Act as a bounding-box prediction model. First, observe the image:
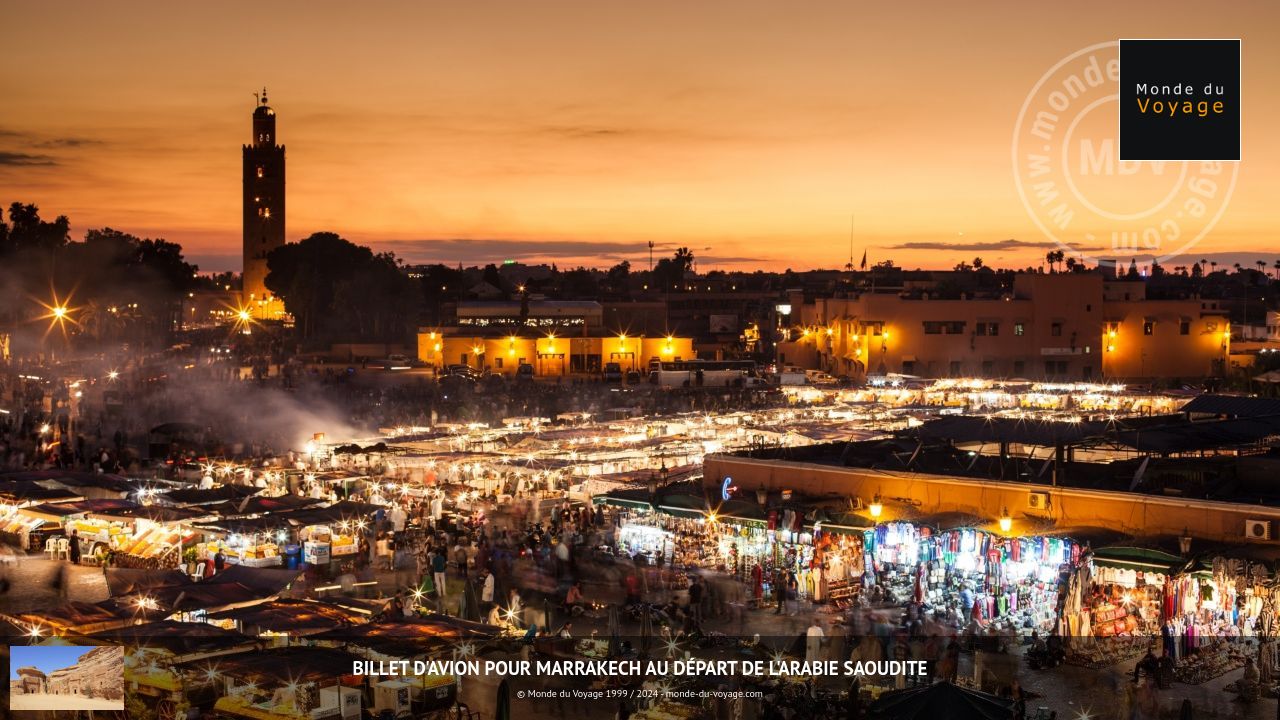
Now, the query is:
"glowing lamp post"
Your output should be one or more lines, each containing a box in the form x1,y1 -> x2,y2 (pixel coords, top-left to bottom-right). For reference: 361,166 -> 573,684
998,508 -> 1013,534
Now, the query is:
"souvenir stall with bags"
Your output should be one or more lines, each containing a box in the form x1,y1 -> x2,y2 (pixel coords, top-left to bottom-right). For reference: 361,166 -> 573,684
1059,547 -> 1177,668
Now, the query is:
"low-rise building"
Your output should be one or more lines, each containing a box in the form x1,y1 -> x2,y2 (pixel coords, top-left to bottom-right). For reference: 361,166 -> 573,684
417,329 -> 693,376
778,273 -> 1229,381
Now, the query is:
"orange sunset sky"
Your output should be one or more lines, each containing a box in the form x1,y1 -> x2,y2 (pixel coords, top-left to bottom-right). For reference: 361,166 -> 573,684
1,1 -> 1276,273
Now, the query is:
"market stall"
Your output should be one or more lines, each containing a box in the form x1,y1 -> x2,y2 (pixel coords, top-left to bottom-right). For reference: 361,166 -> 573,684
87,506 -> 210,569
1057,546 -> 1268,681
190,647 -> 364,720
863,522 -> 1075,637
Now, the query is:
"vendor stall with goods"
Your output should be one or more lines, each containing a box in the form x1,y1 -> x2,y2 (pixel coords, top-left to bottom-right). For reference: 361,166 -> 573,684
861,522 -> 1075,637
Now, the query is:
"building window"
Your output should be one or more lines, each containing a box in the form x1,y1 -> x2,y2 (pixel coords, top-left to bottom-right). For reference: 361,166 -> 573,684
902,361 -> 916,375
975,322 -> 999,337
1013,360 -> 1025,376
1085,304 -> 1092,312
949,360 -> 961,375
981,360 -> 994,375
1179,319 -> 1190,335
1014,323 -> 1025,336
1051,322 -> 1062,337
1143,321 -> 1154,336
925,321 -> 966,334
494,358 -> 504,369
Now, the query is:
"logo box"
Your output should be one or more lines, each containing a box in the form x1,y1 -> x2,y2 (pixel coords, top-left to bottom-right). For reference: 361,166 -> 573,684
1119,39 -> 1241,161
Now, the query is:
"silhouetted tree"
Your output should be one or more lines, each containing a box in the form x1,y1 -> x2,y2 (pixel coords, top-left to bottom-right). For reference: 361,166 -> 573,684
653,248 -> 695,290
266,232 -> 420,342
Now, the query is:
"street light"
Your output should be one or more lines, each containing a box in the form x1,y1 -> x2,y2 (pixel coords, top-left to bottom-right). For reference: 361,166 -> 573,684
868,493 -> 883,519
999,508 -> 1013,533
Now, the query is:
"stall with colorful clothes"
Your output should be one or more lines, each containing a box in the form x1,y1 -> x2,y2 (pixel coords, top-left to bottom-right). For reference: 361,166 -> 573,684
1057,547 -> 1272,681
1161,556 -> 1274,683
863,522 -> 1076,637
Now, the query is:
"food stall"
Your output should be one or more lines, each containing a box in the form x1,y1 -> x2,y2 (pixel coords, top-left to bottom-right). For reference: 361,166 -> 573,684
0,483 -> 83,550
87,506 -> 210,569
192,517 -> 288,569
299,522 -> 361,566
16,499 -> 145,562
191,647 -> 365,720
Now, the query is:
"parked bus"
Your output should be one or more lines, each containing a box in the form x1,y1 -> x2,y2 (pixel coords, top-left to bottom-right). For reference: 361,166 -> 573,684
647,359 -> 763,388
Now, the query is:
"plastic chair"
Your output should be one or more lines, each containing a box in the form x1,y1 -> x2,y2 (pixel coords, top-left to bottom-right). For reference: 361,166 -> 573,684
192,563 -> 206,580
55,537 -> 70,560
44,537 -> 58,560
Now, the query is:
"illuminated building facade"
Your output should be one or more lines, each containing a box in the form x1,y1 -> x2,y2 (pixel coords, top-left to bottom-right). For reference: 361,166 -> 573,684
780,273 -> 1229,381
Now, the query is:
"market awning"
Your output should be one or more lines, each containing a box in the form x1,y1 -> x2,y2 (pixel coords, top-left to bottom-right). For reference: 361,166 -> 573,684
0,481 -> 82,504
1,601 -> 135,635
21,498 -> 140,521
1110,415 -> 1280,453
208,495 -> 323,516
1090,546 -> 1183,573
89,505 -> 211,523
174,646 -> 362,685
868,681 -> 1013,720
206,599 -> 366,634
90,620 -> 251,653
593,490 -> 653,511
105,568 -> 192,598
1180,394 -> 1280,418
657,494 -> 767,524
0,470 -> 135,493
157,485 -> 258,506
910,415 -> 1108,447
311,614 -> 503,657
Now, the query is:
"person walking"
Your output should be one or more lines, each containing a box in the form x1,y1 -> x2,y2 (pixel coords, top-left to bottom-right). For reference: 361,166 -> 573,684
481,568 -> 496,613
806,620 -> 826,664
67,530 -> 81,565
687,575 -> 704,623
432,548 -> 449,600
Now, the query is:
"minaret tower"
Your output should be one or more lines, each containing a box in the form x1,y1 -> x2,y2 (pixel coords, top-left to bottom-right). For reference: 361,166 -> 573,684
242,87 -> 286,317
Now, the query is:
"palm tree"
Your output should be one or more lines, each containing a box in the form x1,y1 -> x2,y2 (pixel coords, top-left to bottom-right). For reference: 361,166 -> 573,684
1256,260 -> 1267,274
1273,260 -> 1280,280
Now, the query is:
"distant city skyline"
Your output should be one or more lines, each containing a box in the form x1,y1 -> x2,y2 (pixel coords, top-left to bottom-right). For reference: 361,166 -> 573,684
2,1 -> 1278,273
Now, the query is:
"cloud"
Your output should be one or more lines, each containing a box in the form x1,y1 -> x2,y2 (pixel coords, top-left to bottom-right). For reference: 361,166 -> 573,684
0,151 -> 56,166
885,238 -> 1106,253
369,238 -> 762,267
541,125 -> 631,139
34,137 -> 103,149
